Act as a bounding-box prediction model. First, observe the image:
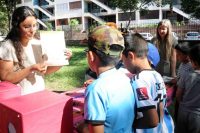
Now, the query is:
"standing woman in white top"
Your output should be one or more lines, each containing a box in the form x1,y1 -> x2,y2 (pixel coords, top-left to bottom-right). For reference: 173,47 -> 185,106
0,6 -> 72,95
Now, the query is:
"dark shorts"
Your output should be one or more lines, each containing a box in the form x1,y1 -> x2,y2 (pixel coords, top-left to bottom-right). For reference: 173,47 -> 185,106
176,110 -> 200,133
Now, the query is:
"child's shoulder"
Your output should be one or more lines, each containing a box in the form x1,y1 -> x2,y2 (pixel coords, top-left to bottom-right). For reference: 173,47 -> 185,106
133,70 -> 161,81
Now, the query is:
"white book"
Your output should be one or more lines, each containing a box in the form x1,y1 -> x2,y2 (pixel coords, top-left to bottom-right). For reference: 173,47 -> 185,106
39,31 -> 69,66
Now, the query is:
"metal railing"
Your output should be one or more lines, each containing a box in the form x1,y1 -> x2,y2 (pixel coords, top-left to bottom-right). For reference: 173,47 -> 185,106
126,21 -> 200,40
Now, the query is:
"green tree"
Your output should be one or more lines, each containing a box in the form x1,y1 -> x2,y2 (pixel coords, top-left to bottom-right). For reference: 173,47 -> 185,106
181,0 -> 200,19
109,0 -> 178,30
69,19 -> 79,30
69,18 -> 80,38
0,4 -> 8,35
109,0 -> 172,29
44,21 -> 53,31
109,0 -> 160,29
0,0 -> 20,30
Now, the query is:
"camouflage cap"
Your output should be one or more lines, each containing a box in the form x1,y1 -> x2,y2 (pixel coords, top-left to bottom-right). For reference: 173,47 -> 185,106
88,25 -> 124,56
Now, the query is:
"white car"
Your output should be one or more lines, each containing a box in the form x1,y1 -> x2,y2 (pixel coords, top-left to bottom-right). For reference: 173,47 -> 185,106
139,32 -> 153,41
172,32 -> 178,40
184,32 -> 200,40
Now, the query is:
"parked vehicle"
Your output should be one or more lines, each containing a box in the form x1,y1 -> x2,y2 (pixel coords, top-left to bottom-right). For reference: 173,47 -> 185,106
184,32 -> 200,40
139,32 -> 153,41
172,32 -> 178,40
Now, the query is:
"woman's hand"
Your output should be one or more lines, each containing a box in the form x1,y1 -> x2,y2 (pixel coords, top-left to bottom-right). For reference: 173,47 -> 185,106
31,63 -> 47,74
64,48 -> 72,60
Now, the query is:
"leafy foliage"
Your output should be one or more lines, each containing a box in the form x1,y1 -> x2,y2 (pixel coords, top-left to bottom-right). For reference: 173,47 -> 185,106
0,0 -> 20,31
44,21 -> 53,31
110,0 -> 138,12
0,10 -> 8,35
181,0 -> 200,19
154,0 -> 172,6
69,19 -> 79,29
0,1 -> 8,34
109,0 -> 154,29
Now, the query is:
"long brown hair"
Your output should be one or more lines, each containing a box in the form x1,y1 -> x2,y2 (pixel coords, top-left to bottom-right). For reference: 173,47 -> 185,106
156,19 -> 173,61
5,6 -> 37,68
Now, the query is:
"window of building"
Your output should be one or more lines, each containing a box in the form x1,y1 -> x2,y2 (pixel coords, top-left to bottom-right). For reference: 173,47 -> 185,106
69,1 -> 81,10
118,12 -> 135,21
57,19 -> 68,26
140,10 -> 159,19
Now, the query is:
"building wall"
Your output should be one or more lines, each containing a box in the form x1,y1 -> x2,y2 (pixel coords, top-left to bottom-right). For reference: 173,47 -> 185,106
20,0 -> 190,31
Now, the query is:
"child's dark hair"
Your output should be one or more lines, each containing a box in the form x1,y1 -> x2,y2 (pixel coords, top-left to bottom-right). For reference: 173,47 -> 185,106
123,33 -> 148,58
189,44 -> 200,67
175,42 -> 190,55
85,68 -> 97,79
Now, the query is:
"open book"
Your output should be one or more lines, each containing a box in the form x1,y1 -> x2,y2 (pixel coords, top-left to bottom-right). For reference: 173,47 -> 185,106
39,31 -> 69,66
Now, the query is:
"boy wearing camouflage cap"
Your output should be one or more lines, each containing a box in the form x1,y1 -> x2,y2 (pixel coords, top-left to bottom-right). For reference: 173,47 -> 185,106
84,25 -> 136,133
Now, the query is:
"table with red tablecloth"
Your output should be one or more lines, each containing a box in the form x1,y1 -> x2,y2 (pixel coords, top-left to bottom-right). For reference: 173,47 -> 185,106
64,88 -> 85,132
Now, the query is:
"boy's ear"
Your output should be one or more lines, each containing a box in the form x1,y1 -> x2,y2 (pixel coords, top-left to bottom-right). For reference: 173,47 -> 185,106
128,51 -> 135,59
88,51 -> 95,62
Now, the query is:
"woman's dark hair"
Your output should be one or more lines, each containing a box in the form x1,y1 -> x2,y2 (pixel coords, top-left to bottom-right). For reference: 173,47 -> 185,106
6,6 -> 37,68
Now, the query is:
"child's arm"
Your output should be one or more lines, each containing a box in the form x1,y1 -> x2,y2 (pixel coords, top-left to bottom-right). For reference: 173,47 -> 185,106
88,124 -> 104,133
176,72 -> 187,103
176,88 -> 184,103
133,107 -> 159,128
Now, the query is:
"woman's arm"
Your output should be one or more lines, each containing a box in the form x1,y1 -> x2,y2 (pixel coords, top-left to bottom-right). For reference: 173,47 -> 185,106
171,48 -> 177,77
45,66 -> 61,75
0,60 -> 46,83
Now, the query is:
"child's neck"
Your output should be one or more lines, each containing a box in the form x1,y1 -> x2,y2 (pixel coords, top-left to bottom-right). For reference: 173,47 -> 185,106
97,65 -> 115,75
136,59 -> 152,73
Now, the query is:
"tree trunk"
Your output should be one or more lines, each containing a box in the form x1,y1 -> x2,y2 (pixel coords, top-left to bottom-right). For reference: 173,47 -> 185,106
170,0 -> 173,14
125,11 -> 133,32
7,14 -> 11,30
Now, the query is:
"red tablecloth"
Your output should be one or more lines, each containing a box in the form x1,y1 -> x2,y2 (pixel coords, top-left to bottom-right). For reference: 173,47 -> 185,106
64,88 -> 85,132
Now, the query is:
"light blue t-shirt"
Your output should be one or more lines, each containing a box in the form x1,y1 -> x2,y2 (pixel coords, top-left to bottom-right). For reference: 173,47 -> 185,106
84,68 -> 135,133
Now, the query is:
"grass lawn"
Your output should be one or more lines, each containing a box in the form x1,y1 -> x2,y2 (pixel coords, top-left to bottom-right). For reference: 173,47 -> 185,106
45,45 -> 88,92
